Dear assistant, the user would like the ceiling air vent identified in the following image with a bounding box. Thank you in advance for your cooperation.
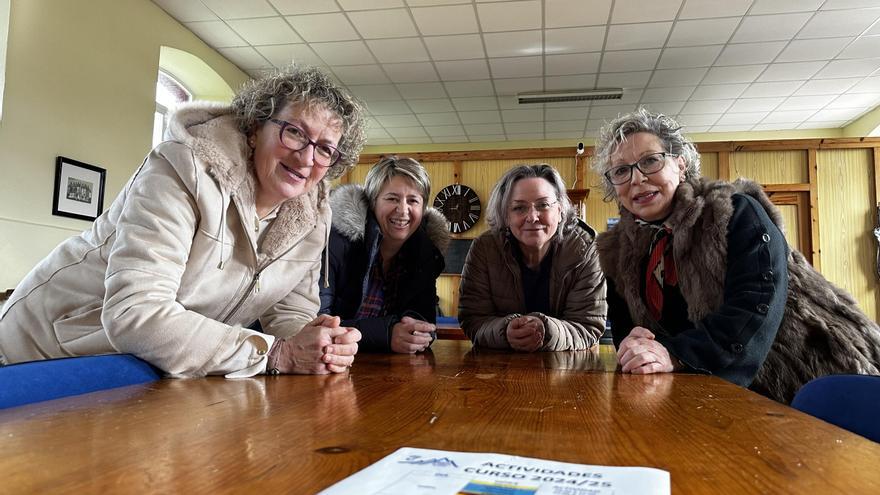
[517,88,624,104]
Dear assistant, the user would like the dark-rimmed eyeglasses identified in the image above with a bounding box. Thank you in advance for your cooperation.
[604,152,677,185]
[269,118,343,168]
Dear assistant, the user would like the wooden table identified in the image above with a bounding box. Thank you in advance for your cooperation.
[3,340,880,494]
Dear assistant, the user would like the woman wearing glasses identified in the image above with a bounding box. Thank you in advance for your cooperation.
[0,66,367,377]
[319,156,449,353]
[458,164,607,352]
[594,108,880,404]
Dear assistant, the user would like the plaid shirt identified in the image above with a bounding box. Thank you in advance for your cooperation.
[354,251,403,319]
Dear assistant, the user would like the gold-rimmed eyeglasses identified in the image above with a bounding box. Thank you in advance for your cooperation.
[509,200,558,217]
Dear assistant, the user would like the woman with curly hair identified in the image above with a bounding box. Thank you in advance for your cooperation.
[0,65,368,377]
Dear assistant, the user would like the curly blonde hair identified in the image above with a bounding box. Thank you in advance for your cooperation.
[231,65,367,180]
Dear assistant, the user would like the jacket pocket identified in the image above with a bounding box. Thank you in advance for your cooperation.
[52,304,113,355]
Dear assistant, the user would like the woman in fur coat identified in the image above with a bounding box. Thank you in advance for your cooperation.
[594,108,880,404]
[320,156,449,353]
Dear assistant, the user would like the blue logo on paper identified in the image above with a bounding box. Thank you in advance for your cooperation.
[399,455,459,468]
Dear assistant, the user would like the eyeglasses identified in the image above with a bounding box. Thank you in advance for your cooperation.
[269,118,343,168]
[604,152,677,185]
[509,200,558,217]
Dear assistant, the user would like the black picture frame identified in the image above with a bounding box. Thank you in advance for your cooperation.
[52,156,106,222]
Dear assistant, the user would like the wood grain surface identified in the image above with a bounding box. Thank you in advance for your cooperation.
[3,341,879,494]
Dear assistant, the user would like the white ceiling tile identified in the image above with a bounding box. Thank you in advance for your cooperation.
[366,38,430,63]
[152,0,218,22]
[612,0,683,23]
[545,74,599,90]
[185,21,246,48]
[227,18,302,46]
[711,123,756,131]
[465,123,504,134]
[459,111,502,124]
[388,128,429,138]
[407,98,455,112]
[762,110,816,122]
[691,83,749,100]
[503,108,544,122]
[776,37,852,62]
[545,53,602,76]
[679,0,752,19]
[601,49,661,72]
[269,0,339,15]
[367,127,391,139]
[383,62,440,83]
[677,114,721,126]
[549,130,587,139]
[311,41,376,65]
[682,99,735,113]
[285,14,360,42]
[658,46,724,69]
[411,5,479,35]
[851,75,880,92]
[822,0,880,9]
[776,95,837,110]
[702,65,767,84]
[332,64,390,84]
[838,35,880,59]
[757,62,826,82]
[729,97,786,112]
[717,111,769,125]
[425,125,466,136]
[493,78,543,95]
[201,0,276,18]
[716,42,787,66]
[469,134,507,142]
[507,132,546,140]
[826,92,880,108]
[436,60,491,80]
[597,71,653,88]
[396,82,445,100]
[546,106,590,120]
[546,120,587,132]
[667,18,740,47]
[431,135,469,143]
[483,31,543,58]
[505,122,541,133]
[589,105,639,118]
[750,0,824,14]
[641,86,696,103]
[814,57,880,78]
[732,13,812,43]
[377,114,421,127]
[682,125,712,132]
[546,0,612,28]
[247,68,275,79]
[751,123,798,130]
[586,118,608,131]
[797,121,847,129]
[349,84,403,101]
[742,80,804,97]
[808,107,865,120]
[545,27,606,54]
[649,68,709,87]
[339,0,403,8]
[368,100,413,115]
[648,101,686,114]
[256,44,324,67]
[795,77,861,95]
[490,57,543,78]
[798,9,880,38]
[217,47,271,70]
[424,35,485,60]
[478,1,542,32]
[348,9,418,39]
[606,22,672,51]
[406,0,471,5]
[452,96,499,111]
[444,80,496,97]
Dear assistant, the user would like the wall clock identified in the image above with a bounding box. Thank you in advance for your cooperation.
[433,184,481,233]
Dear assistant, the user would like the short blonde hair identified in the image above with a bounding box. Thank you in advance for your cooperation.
[363,156,431,210]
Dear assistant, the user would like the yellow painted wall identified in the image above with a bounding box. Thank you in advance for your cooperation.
[0,0,249,290]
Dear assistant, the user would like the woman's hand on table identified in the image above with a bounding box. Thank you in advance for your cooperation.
[391,316,434,354]
[268,314,361,374]
[507,316,544,352]
[617,326,676,374]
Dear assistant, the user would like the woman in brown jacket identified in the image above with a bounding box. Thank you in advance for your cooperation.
[458,164,607,351]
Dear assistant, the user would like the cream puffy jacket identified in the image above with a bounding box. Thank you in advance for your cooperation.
[0,104,330,375]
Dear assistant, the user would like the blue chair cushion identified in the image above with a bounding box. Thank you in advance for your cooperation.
[436,316,459,326]
[791,374,880,443]
[0,354,162,409]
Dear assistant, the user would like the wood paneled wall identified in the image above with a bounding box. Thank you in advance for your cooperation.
[346,138,880,322]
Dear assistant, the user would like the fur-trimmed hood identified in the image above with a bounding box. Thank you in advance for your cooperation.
[328,183,450,254]
[166,102,330,261]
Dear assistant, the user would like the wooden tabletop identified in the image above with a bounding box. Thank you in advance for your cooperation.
[3,340,879,494]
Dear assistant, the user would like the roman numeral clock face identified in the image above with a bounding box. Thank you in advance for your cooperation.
[433,184,481,233]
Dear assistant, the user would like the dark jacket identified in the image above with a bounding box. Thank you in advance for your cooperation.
[319,184,449,352]
[458,220,607,350]
[599,177,880,403]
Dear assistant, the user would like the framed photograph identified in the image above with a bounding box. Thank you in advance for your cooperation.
[52,156,106,221]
